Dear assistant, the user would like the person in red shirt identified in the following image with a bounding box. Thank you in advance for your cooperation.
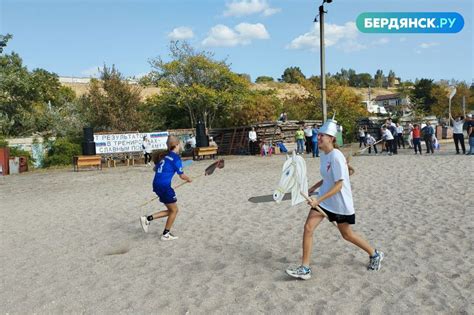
[412,124,422,154]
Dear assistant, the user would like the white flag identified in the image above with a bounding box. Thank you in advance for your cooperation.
[448,86,457,100]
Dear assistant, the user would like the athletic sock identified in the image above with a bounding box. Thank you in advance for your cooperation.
[163,229,170,235]
[147,215,154,221]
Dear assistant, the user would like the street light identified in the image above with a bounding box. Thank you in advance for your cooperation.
[315,0,333,122]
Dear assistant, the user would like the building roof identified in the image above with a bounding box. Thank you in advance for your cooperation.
[374,93,400,101]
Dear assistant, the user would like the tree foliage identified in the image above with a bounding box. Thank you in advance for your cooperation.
[255,76,274,83]
[411,78,436,114]
[79,65,143,131]
[147,41,251,129]
[280,67,306,84]
[0,39,76,136]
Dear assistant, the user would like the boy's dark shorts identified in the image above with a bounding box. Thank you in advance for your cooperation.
[311,205,355,224]
[154,186,177,204]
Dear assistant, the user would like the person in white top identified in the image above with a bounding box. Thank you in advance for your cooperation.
[142,136,153,166]
[304,125,313,154]
[396,123,405,149]
[450,114,466,154]
[248,127,258,155]
[365,133,378,154]
[286,117,384,280]
[381,126,394,156]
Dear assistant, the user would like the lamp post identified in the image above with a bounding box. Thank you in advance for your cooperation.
[315,0,333,122]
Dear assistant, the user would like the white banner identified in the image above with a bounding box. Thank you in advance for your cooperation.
[94,132,169,154]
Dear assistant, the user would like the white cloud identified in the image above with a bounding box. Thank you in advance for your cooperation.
[81,66,100,77]
[373,37,389,45]
[287,22,365,52]
[168,27,194,40]
[223,0,280,17]
[419,42,439,49]
[202,23,269,47]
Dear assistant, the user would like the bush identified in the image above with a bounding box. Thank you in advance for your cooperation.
[9,147,34,167]
[43,137,81,167]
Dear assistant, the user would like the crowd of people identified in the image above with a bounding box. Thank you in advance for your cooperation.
[358,114,474,156]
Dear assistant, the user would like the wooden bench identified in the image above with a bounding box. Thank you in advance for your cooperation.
[193,146,218,160]
[73,155,102,172]
[104,152,144,167]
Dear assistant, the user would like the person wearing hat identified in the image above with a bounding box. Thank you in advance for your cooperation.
[286,117,384,280]
[140,135,192,240]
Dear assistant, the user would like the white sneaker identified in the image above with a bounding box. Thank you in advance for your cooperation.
[286,265,312,280]
[147,162,152,166]
[140,216,150,233]
[161,232,178,241]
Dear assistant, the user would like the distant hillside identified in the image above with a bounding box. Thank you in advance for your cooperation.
[61,80,398,102]
[61,82,161,100]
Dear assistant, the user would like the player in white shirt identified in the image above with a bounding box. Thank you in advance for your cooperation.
[286,118,384,280]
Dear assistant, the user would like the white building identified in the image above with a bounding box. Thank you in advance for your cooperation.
[362,100,387,114]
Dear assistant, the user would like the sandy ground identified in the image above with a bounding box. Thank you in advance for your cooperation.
[1,146,473,314]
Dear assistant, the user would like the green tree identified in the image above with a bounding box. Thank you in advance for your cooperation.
[373,69,384,88]
[354,73,372,88]
[327,85,367,142]
[79,65,143,131]
[147,41,250,129]
[0,40,76,136]
[280,67,306,84]
[387,70,397,87]
[0,34,12,53]
[255,76,274,83]
[411,78,436,114]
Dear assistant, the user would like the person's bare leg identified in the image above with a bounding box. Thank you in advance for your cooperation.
[302,210,325,266]
[337,223,375,256]
[163,203,179,231]
[151,209,170,219]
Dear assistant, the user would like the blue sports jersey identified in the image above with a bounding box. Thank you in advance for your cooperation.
[153,151,184,190]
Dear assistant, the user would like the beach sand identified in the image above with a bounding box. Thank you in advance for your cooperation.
[1,148,473,313]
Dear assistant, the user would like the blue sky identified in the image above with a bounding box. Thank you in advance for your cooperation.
[1,0,472,83]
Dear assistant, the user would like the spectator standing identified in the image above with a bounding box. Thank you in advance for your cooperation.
[358,126,366,148]
[248,127,258,155]
[412,124,422,155]
[422,122,435,154]
[142,135,153,166]
[449,114,466,154]
[295,127,305,154]
[381,126,394,156]
[396,123,405,149]
[467,114,474,155]
[304,125,313,154]
[311,124,319,157]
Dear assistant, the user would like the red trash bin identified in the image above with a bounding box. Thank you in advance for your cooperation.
[0,147,10,175]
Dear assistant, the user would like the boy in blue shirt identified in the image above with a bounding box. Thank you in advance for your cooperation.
[140,135,192,240]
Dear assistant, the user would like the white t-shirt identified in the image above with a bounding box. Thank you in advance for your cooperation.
[318,149,354,215]
[304,127,313,137]
[249,131,257,141]
[452,119,464,134]
[382,129,394,140]
[143,140,152,153]
[366,135,376,145]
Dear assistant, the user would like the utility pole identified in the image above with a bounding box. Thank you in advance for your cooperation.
[319,4,327,122]
[316,0,332,122]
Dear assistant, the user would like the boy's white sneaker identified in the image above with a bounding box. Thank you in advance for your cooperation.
[140,216,150,233]
[161,233,178,241]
